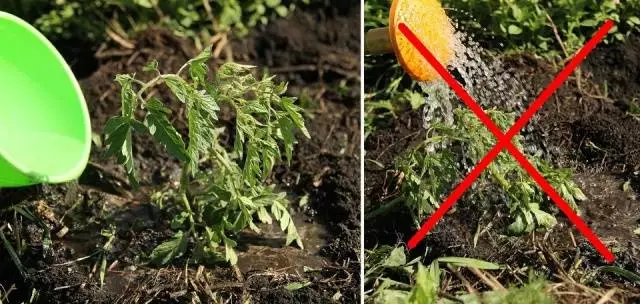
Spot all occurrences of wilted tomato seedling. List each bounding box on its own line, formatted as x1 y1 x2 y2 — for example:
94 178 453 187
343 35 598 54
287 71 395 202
104 47 309 265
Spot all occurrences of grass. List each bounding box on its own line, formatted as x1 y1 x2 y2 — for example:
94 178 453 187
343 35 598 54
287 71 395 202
365 245 554 304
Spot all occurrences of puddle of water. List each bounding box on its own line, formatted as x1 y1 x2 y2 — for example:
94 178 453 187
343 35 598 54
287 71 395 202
236 217 329 274
574 173 640 249
63 195 329 275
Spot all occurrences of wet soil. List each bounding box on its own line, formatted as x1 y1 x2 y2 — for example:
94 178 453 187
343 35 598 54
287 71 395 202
364 35 640 301
0 0 360 303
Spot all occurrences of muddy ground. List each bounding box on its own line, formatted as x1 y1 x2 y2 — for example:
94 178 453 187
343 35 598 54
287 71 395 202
0 0 360 303
364 35 640 302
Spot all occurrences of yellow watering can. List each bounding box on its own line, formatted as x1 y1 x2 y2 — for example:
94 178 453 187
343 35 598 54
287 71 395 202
365 0 455 82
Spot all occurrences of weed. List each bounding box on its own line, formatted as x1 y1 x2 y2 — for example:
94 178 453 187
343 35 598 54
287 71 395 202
104 47 309 265
365 245 552 304
2 0 308 46
392 108 585 234
443 0 640 58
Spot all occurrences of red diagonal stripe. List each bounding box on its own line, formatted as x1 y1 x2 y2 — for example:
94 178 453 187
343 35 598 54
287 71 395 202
398 20 615 262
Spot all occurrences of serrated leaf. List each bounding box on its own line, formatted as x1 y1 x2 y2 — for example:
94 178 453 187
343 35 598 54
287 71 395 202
188 47 211 86
224 237 238 265
145 98 189 162
257 207 272 224
383 247 406 267
217 62 255 80
279 211 290 231
115 74 137 117
104 116 139 186
186 88 219 173
163 75 190 103
278 117 296 164
149 231 188 265
281 97 310 138
508 214 526 234
532 209 557 228
437 257 500 270
285 219 303 249
271 203 282 220
104 116 130 157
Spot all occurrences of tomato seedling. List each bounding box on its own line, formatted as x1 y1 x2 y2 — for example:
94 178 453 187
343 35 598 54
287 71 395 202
104 47 309 265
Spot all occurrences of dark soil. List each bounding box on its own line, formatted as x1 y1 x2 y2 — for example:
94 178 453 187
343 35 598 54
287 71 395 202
0 1 360 303
364 35 640 301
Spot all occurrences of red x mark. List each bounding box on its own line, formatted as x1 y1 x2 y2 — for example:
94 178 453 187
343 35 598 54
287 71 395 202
400 20 616 263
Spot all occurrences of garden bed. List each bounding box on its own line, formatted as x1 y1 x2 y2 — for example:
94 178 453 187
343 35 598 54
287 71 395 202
0 1 360 303
364 34 640 302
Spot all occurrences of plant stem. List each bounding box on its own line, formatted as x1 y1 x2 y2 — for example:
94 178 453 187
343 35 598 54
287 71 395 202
488 164 510 190
136 75 164 101
179 165 196 235
365 196 404 220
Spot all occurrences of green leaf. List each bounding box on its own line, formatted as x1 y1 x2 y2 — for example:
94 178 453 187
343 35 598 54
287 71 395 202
275 5 288 17
508 214 526 234
629 16 640 25
383 247 406 267
278 117 296 164
145 98 189 162
285 218 303 249
281 97 310 138
104 116 139 186
257 207 272 224
622 180 632 193
408 263 439 304
511 5 523 21
284 281 311 291
163 75 190 103
596 266 640 282
115 74 137 117
571 185 587 201
437 257 500 270
581 19 599 27
104 116 130 157
143 59 158 72
186 88 219 173
217 62 255 80
508 25 523 35
223 237 238 265
149 231 188 265
279 211 290 231
187 47 211 86
532 209 557 228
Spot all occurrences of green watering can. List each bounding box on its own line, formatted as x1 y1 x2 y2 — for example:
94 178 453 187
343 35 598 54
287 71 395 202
0 12 91 187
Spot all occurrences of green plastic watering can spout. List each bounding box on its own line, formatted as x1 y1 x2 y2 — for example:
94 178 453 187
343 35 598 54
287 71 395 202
0 12 91 187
